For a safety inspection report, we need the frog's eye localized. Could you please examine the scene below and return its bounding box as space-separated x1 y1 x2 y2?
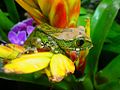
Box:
76 38 84 46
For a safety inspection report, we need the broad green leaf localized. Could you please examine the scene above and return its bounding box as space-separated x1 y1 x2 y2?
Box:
4 0 20 23
0 10 14 31
0 72 51 86
81 76 93 90
97 80 120 90
106 21 120 42
103 21 120 54
0 72 72 90
95 55 120 90
85 0 120 87
96 55 120 83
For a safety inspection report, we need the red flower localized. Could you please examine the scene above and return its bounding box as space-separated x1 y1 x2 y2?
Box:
16 0 80 28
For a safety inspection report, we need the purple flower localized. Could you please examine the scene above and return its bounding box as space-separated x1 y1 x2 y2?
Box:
8 18 35 45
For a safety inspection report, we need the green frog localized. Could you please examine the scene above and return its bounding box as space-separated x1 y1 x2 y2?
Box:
24 19 93 72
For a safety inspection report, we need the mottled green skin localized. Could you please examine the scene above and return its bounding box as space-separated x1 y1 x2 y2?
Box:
24 23 92 54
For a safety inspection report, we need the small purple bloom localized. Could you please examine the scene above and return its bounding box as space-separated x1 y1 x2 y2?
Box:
8 18 35 45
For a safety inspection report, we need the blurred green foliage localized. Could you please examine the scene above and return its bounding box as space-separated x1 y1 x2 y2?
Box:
0 0 120 90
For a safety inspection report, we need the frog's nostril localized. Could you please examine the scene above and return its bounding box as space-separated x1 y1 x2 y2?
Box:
76 39 84 46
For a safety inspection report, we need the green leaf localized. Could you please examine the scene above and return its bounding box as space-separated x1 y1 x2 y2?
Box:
81 76 93 90
0 10 14 31
106 21 120 42
97 80 120 90
77 14 92 26
96 55 120 83
0 72 50 85
0 28 8 41
103 21 120 54
95 55 120 90
80 7 87 15
85 0 120 85
0 58 72 90
0 72 72 90
4 0 20 23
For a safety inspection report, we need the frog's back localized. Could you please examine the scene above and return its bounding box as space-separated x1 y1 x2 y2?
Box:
38 23 86 41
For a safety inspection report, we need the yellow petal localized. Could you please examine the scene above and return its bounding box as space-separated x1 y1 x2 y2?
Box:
50 54 75 82
4 56 51 74
23 0 39 9
66 0 80 27
12 52 53 63
16 0 47 23
0 45 20 59
44 68 52 78
7 44 25 53
58 54 75 74
50 54 66 82
37 0 53 17
85 17 90 37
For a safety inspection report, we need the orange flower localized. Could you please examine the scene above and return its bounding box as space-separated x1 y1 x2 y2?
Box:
16 0 80 28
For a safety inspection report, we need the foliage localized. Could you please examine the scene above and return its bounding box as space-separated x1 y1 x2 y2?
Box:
0 0 120 90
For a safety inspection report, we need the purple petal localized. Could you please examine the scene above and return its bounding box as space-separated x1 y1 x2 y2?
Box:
17 31 27 45
8 31 19 44
8 18 35 45
11 22 27 33
27 26 35 35
23 18 34 25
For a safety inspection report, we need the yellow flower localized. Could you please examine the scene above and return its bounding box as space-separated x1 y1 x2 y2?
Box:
3 52 75 82
16 0 80 28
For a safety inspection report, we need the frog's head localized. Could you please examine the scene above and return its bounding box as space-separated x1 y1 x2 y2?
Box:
62 29 92 60
64 36 92 72
59 18 93 72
